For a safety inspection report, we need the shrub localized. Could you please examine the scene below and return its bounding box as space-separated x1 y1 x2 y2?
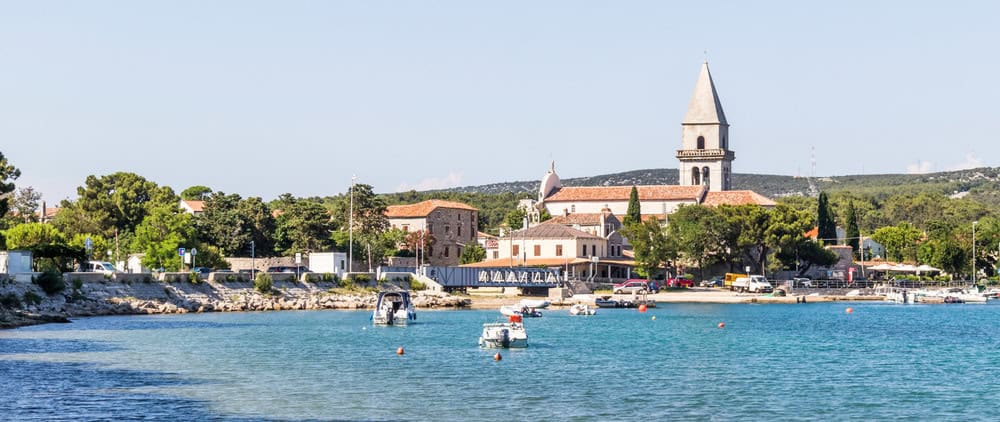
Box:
1 292 20 308
321 273 335 282
23 291 43 305
143 275 153 283
71 278 83 291
254 272 273 294
410 278 426 291
338 277 355 289
351 274 371 283
225 274 236 282
34 270 66 295
189 272 202 284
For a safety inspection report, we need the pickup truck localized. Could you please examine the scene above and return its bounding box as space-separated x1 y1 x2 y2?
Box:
731 275 773 293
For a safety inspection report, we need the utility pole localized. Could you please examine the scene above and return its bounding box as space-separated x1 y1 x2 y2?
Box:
972 221 978 285
349 175 356 274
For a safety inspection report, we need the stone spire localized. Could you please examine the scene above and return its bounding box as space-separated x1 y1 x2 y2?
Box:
682 61 728 125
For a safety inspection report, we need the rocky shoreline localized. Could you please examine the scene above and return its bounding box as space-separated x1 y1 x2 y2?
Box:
0 277 471 330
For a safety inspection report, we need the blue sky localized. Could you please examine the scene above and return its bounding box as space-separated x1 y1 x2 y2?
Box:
2 1 997 203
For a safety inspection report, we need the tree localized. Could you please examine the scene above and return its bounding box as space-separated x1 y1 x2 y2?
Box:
505 207 527 231
131 205 194 271
4 222 66 250
721 205 772 274
404 229 435 261
622 218 676 279
844 200 860 253
767 204 834 274
274 199 335 254
180 185 213 200
333 184 389 270
624 186 641 226
10 186 42 224
460 243 487 264
67 233 111 261
0 151 21 218
668 205 725 279
64 172 179 239
817 192 837 245
871 223 923 263
196 192 276 257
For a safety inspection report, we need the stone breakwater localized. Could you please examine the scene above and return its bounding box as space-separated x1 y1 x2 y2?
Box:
0 277 470 329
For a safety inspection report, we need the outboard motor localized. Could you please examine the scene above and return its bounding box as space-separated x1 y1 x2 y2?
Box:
500 328 510 348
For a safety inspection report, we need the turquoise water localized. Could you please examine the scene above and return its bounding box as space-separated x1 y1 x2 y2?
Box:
3 302 1000 421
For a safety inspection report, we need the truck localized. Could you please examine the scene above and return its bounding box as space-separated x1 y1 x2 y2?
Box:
724 273 748 289
731 275 773 293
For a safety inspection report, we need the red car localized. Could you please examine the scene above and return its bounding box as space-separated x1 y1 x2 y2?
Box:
667 276 694 288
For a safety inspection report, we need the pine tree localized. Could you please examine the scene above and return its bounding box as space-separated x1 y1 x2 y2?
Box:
845 200 860 253
816 192 837 245
624 186 641 226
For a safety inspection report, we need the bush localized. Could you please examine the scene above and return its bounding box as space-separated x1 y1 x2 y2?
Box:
254 272 273 293
189 272 202 284
72 278 83 291
410 278 426 291
23 291 42 305
225 274 237 282
351 274 371 283
1 292 20 308
34 270 66 295
338 277 355 289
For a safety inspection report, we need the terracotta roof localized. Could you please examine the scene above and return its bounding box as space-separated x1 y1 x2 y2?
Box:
385 200 478 218
544 185 705 202
477 231 497 239
508 224 602 240
804 227 819 239
543 213 604 226
701 190 776 207
35 206 61 219
181 200 205 212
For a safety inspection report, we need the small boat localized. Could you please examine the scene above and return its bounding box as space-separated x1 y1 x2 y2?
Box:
594 296 620 308
372 291 417 325
479 315 528 348
569 304 596 316
519 299 551 309
500 305 542 317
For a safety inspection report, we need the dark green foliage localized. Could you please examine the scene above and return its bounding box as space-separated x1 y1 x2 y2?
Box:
71 278 83 291
180 185 212 200
23 291 42 305
845 200 860 253
459 244 487 264
1 292 20 308
34 270 65 295
624 186 641 226
196 192 276 257
0 151 20 218
505 207 527 231
254 272 273 293
623 218 676 279
57 172 179 239
817 192 837 245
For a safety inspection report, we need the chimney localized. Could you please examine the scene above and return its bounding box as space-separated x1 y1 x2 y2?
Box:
41 201 47 222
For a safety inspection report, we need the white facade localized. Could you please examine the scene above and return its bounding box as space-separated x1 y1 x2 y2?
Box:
497 237 606 261
543 198 698 218
308 252 347 277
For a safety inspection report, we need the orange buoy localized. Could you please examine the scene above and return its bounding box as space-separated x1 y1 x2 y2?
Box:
718 322 725 329
846 307 854 314
396 347 405 355
638 304 647 313
494 352 502 361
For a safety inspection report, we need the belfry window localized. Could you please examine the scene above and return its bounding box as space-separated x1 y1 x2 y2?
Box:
702 167 710 187
697 136 705 150
691 167 701 185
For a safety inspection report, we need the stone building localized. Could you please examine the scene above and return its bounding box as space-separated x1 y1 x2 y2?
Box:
385 200 478 267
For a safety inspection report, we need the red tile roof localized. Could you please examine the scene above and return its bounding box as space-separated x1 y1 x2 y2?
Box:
701 190 776 207
509 224 602 240
385 200 478 218
543 213 604 226
181 200 205 212
544 185 705 202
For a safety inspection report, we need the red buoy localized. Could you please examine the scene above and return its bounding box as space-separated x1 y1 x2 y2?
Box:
638 304 648 313
494 352 502 361
846 307 854 314
718 322 725 329
397 347 405 355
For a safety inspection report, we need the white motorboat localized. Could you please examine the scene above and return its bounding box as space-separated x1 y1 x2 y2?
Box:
569 304 597 316
877 286 916 304
372 291 417 325
931 287 988 303
479 315 528 348
500 305 542 317
519 299 551 309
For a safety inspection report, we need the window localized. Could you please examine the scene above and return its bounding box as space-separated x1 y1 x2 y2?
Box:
402 225 409 232
457 246 462 257
582 245 587 256
534 245 541 256
722 135 727 149
444 246 449 257
492 251 499 259
445 225 451 235
556 244 563 256
428 223 434 234
458 225 462 237
691 167 700 185
702 167 710 187
697 136 705 150
591 245 596 256
513 245 519 257
571 205 576 213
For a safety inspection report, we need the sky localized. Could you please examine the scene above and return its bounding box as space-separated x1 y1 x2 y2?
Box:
2 1 998 204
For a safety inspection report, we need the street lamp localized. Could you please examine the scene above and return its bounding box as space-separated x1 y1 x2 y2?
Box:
250 240 255 279
971 221 978 284
349 175 356 274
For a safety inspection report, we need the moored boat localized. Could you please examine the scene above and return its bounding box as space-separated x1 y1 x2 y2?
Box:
372 291 417 325
500 305 542 317
569 304 596 316
594 296 620 308
479 315 528 348
519 299 551 309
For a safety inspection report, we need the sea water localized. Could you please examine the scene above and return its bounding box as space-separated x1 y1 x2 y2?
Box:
2 302 1000 421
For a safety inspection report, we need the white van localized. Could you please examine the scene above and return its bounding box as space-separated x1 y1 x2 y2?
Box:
87 261 117 275
732 275 773 293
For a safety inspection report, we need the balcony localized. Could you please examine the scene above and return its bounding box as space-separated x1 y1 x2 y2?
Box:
676 149 735 160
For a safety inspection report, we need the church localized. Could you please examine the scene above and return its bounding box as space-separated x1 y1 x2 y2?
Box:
534 62 774 220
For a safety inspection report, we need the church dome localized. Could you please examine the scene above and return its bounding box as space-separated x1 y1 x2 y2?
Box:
539 161 562 201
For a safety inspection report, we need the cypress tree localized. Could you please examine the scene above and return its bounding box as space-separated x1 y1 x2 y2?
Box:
816 192 837 245
624 186 641 226
845 200 860 253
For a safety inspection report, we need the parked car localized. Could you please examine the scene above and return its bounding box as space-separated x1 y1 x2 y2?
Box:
86 260 118 275
793 277 813 288
613 280 650 294
191 267 212 275
266 265 311 274
700 276 724 288
667 276 694 288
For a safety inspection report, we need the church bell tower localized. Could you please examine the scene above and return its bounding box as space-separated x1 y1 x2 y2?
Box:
677 62 733 191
